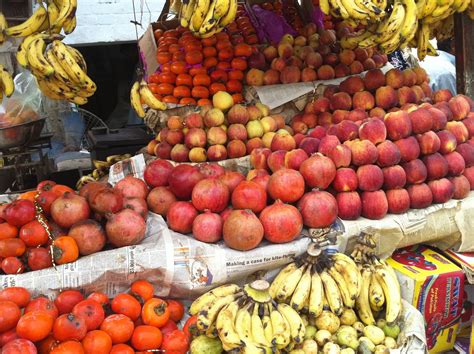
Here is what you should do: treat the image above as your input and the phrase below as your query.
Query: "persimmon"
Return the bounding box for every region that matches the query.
[110,343,134,354]
[234,43,253,57]
[87,292,109,306]
[52,236,79,265]
[197,98,212,106]
[111,293,141,321]
[53,313,87,341]
[158,72,176,84]
[153,29,163,41]
[153,93,163,101]
[54,290,84,314]
[27,247,52,271]
[161,62,172,72]
[232,93,245,103]
[210,83,227,95]
[185,50,203,65]
[25,296,59,319]
[176,73,193,87]
[100,314,134,344]
[228,69,244,81]
[210,69,228,83]
[157,83,175,96]
[82,330,113,354]
[163,29,179,38]
[1,257,24,274]
[16,310,54,342]
[246,34,259,44]
[226,79,243,94]
[216,61,231,71]
[148,83,159,94]
[216,40,232,51]
[167,299,185,322]
[193,74,211,87]
[50,340,85,354]
[161,329,189,354]
[179,97,197,105]
[0,238,26,257]
[218,48,234,62]
[202,35,217,47]
[231,34,245,45]
[2,338,37,354]
[37,335,57,354]
[203,56,218,68]
[231,57,248,71]
[191,86,210,99]
[19,220,48,247]
[170,61,187,75]
[0,300,21,332]
[173,86,191,99]
[131,325,162,351]
[156,52,172,65]
[157,44,169,53]
[184,42,202,53]
[50,184,74,197]
[18,190,36,202]
[163,96,179,104]
[142,298,170,328]
[160,319,178,336]
[0,287,30,307]
[216,32,229,41]
[183,315,198,340]
[203,46,217,58]
[131,280,154,301]
[0,223,18,240]
[172,51,185,62]
[189,66,207,76]
[72,299,105,331]
[168,43,181,54]
[162,37,178,46]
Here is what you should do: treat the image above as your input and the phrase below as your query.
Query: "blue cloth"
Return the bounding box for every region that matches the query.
[419,50,456,95]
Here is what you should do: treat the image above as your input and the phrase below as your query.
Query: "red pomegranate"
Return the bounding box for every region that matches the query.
[90,188,123,215]
[192,211,223,243]
[198,163,225,178]
[51,193,90,229]
[223,210,264,251]
[106,209,146,247]
[114,176,149,199]
[147,187,177,216]
[297,190,338,228]
[252,175,270,192]
[299,154,337,189]
[167,201,198,234]
[231,181,267,213]
[168,165,205,200]
[220,207,233,222]
[143,159,174,188]
[37,180,56,192]
[259,200,303,243]
[79,181,109,202]
[191,178,230,212]
[3,199,36,227]
[267,169,305,203]
[124,197,148,220]
[69,220,106,255]
[218,171,246,193]
[37,190,59,215]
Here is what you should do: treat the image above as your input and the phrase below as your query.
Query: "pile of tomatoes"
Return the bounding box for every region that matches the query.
[0,280,194,353]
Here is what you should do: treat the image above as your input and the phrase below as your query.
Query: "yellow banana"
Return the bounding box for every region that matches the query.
[320,270,343,316]
[356,267,376,325]
[275,264,306,301]
[0,66,14,97]
[369,272,385,312]
[50,40,88,85]
[47,1,60,32]
[374,264,402,324]
[341,30,373,50]
[199,0,217,34]
[262,310,273,346]
[277,303,305,344]
[235,303,253,341]
[63,15,77,34]
[341,0,371,20]
[180,0,197,27]
[417,22,430,60]
[251,304,272,347]
[139,79,167,110]
[27,38,55,77]
[5,5,48,37]
[190,0,210,32]
[45,48,75,86]
[269,304,291,349]
[52,0,77,33]
[421,0,438,17]
[319,0,331,14]
[219,0,237,26]
[216,302,242,351]
[189,283,240,315]
[0,14,7,44]
[290,266,312,311]
[309,269,324,318]
[375,0,405,44]
[327,266,354,308]
[269,262,298,299]
[400,0,418,45]
[197,293,241,331]
[67,46,87,72]
[333,259,361,301]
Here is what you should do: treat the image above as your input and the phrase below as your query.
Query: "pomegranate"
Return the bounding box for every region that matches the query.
[267,169,305,203]
[144,159,174,188]
[218,171,246,193]
[3,199,35,227]
[124,197,148,220]
[220,207,233,222]
[231,181,267,213]
[79,181,109,202]
[69,220,106,255]
[147,187,177,216]
[192,210,223,243]
[37,190,59,215]
[223,210,264,251]
[259,200,303,243]
[198,163,225,178]
[191,178,230,212]
[106,209,146,247]
[299,154,337,189]
[297,190,338,228]
[167,201,198,234]
[90,188,123,215]
[114,176,149,199]
[50,193,90,229]
[49,221,68,238]
[252,175,270,192]
[37,180,56,192]
[168,165,204,200]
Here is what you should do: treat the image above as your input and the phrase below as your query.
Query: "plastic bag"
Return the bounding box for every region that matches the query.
[0,71,42,128]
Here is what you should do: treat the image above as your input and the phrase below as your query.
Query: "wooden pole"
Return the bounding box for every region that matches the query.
[454,13,474,96]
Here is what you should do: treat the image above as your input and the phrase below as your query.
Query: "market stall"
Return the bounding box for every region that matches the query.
[1,0,474,352]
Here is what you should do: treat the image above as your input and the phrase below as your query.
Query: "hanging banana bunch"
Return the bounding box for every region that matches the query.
[179,0,238,37]
[0,65,14,103]
[130,77,167,118]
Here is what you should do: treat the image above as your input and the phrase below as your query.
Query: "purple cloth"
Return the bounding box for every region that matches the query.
[251,5,297,44]
[312,6,325,29]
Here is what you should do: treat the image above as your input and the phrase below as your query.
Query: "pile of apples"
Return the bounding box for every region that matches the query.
[146,92,296,162]
[245,24,388,86]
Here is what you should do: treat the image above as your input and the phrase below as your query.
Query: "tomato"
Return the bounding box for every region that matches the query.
[131,325,162,351]
[210,69,228,83]
[110,343,134,354]
[191,86,210,99]
[183,315,198,340]
[0,238,26,257]
[156,52,172,65]
[185,50,203,65]
[37,180,57,192]
[234,43,253,57]
[218,48,234,62]
[231,57,248,71]
[53,313,87,342]
[167,299,185,322]
[87,292,109,306]
[158,72,176,84]
[0,329,19,347]
[176,73,193,87]
[202,46,217,58]
[50,340,85,354]
[0,287,30,307]
[2,338,37,354]
[228,69,244,81]
[25,296,59,320]
[141,298,170,328]
[111,294,141,321]
[82,330,113,354]
[163,96,179,104]
[161,329,189,354]
[50,185,74,197]
[170,61,187,75]
[0,223,18,240]
[160,319,178,336]
[27,247,52,271]
[54,290,84,314]
[100,314,134,344]
[193,74,211,87]
[157,83,175,96]
[203,56,218,69]
[16,310,54,342]
[173,86,191,99]
[72,299,105,331]
[0,300,21,332]
[202,36,217,47]
[179,97,197,105]
[1,256,25,274]
[216,61,231,71]
[19,220,49,247]
[232,93,245,104]
[226,79,243,94]
[52,236,79,265]
[210,82,227,95]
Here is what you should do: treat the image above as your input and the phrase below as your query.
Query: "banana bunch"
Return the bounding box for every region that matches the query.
[319,0,386,22]
[179,0,238,38]
[189,280,307,352]
[4,0,77,38]
[0,65,14,103]
[76,154,132,189]
[130,79,167,118]
[16,37,95,104]
[0,14,7,45]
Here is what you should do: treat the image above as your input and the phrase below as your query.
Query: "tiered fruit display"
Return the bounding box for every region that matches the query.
[0,177,149,274]
[246,26,388,86]
[255,0,305,34]
[0,1,96,104]
[146,94,293,162]
[0,281,192,353]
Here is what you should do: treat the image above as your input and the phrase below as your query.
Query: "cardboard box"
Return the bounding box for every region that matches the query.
[387,245,464,353]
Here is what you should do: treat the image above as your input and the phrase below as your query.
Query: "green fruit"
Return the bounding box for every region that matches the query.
[340,308,358,326]
[315,329,332,347]
[336,330,359,350]
[382,323,400,339]
[384,336,397,349]
[190,335,223,354]
[305,325,317,339]
[376,318,386,329]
